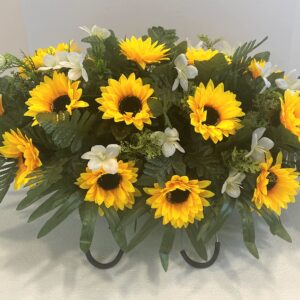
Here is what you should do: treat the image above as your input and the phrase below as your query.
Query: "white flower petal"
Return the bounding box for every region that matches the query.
[68,68,81,81]
[102,158,118,174]
[253,127,266,140]
[179,77,189,91]
[162,143,176,157]
[275,78,288,90]
[91,145,106,154]
[81,151,96,160]
[67,52,82,64]
[172,77,179,91]
[174,54,188,69]
[287,69,298,81]
[88,159,103,171]
[251,150,266,163]
[151,131,165,145]
[164,127,179,139]
[59,61,74,68]
[291,81,300,90]
[79,26,91,35]
[175,142,185,153]
[225,184,241,198]
[257,137,274,150]
[43,54,56,67]
[81,67,88,82]
[56,51,68,62]
[221,181,227,194]
[186,65,198,79]
[105,144,121,158]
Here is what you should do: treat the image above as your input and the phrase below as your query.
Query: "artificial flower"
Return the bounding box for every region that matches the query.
[221,170,246,198]
[186,47,218,65]
[25,71,89,125]
[172,54,198,91]
[96,73,154,130]
[144,175,214,228]
[79,25,111,39]
[188,80,245,143]
[248,59,272,93]
[81,144,121,174]
[119,36,169,69]
[76,160,139,210]
[253,152,300,215]
[151,127,185,157]
[245,127,274,162]
[38,51,68,71]
[0,129,42,190]
[59,52,88,82]
[280,89,300,140]
[276,69,300,91]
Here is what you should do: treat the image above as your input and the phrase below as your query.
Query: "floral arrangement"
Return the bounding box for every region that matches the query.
[0,26,300,271]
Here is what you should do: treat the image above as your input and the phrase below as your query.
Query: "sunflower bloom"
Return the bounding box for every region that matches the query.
[188,80,245,143]
[120,36,170,69]
[0,129,42,190]
[186,47,219,65]
[248,59,266,79]
[25,71,89,125]
[253,152,300,215]
[144,175,214,228]
[280,89,300,140]
[96,73,154,130]
[76,160,139,211]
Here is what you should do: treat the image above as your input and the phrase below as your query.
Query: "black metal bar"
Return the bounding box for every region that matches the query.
[85,249,124,269]
[180,241,221,268]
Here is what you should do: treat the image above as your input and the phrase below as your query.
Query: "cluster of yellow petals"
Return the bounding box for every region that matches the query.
[186,47,219,65]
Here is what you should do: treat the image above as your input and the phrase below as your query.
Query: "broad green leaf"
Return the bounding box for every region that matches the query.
[79,202,98,253]
[159,226,176,272]
[148,98,164,117]
[237,201,259,259]
[0,158,17,203]
[38,190,83,238]
[126,215,159,252]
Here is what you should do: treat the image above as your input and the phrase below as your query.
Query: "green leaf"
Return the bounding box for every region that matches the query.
[170,153,186,175]
[237,201,259,259]
[117,199,148,231]
[159,226,176,272]
[259,207,292,242]
[0,158,17,203]
[253,51,270,61]
[147,26,178,48]
[38,190,83,238]
[186,225,207,261]
[79,202,98,253]
[102,206,127,250]
[148,98,164,117]
[37,110,97,153]
[201,195,235,243]
[126,215,159,252]
[111,123,132,141]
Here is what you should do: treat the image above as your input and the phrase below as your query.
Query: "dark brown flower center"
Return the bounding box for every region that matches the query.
[119,96,142,116]
[52,95,70,112]
[266,172,277,190]
[97,173,121,190]
[204,106,220,125]
[167,189,190,204]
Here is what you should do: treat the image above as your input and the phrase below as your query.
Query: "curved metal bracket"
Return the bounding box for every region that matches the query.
[85,249,124,269]
[180,240,221,269]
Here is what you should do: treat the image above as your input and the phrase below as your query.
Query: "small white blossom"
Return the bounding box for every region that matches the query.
[275,69,300,91]
[39,51,68,71]
[79,25,111,39]
[172,54,198,91]
[59,52,88,82]
[257,62,272,93]
[81,144,121,174]
[245,127,274,163]
[221,170,246,198]
[0,55,6,68]
[152,127,185,158]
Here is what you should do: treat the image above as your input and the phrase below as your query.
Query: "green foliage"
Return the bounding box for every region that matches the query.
[197,34,222,49]
[159,226,176,271]
[147,26,179,48]
[37,110,97,153]
[0,158,17,203]
[186,224,208,260]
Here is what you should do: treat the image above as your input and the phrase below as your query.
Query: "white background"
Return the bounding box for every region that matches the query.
[1,0,300,299]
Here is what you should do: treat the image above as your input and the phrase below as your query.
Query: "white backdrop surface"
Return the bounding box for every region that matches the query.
[1,1,300,299]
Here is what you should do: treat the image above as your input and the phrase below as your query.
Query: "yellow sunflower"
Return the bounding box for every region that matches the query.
[280,89,300,140]
[0,129,42,190]
[253,152,299,215]
[186,47,219,65]
[96,73,154,130]
[25,71,89,125]
[76,160,139,210]
[144,175,214,228]
[119,36,170,69]
[248,59,266,79]
[188,80,245,143]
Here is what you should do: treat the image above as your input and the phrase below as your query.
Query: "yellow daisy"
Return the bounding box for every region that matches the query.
[0,129,42,190]
[25,71,89,126]
[96,73,154,130]
[188,80,245,143]
[248,59,266,79]
[76,160,139,211]
[186,47,219,65]
[280,89,300,140]
[119,36,170,69]
[144,175,214,228]
[253,152,300,215]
